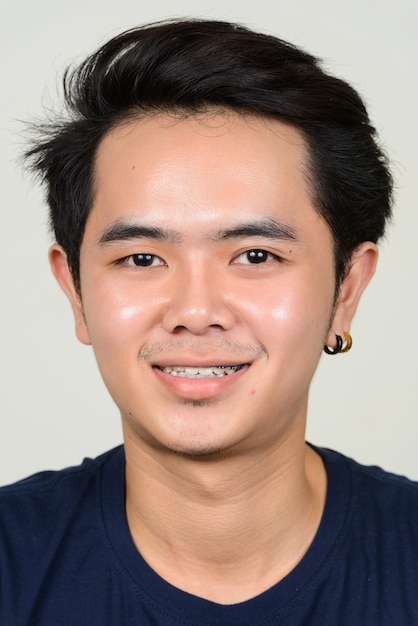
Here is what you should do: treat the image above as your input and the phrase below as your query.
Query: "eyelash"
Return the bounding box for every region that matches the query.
[117,248,281,268]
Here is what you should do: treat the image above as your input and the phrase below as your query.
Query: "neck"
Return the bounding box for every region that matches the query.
[123,428,327,604]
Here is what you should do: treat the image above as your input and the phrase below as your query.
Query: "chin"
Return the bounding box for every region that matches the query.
[124,408,242,459]
[165,442,226,459]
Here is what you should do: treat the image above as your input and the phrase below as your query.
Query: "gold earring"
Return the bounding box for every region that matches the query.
[324,332,352,355]
[341,331,352,353]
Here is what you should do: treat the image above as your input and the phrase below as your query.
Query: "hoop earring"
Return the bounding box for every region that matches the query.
[341,331,353,353]
[323,334,343,355]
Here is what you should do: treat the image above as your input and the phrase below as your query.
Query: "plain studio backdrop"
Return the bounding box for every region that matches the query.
[1,0,417,484]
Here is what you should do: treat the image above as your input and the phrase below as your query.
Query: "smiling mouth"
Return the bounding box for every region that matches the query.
[157,365,246,378]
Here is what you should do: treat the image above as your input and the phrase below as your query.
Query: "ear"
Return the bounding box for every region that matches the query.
[49,244,91,346]
[326,242,378,345]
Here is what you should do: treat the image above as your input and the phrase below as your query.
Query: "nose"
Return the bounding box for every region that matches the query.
[161,264,236,335]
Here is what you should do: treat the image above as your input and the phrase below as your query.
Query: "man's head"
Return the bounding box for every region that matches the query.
[49,111,375,457]
[26,19,391,456]
[26,19,392,293]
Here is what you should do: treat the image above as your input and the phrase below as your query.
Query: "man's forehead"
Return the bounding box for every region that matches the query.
[95,110,307,170]
[87,110,319,245]
[95,112,308,187]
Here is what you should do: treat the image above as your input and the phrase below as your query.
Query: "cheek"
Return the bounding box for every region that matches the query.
[239,280,314,325]
[81,284,151,354]
[268,293,295,323]
[240,276,333,351]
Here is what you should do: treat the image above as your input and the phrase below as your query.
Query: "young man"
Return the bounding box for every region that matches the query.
[1,19,417,625]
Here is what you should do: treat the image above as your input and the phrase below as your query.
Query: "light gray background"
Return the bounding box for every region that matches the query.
[1,0,417,484]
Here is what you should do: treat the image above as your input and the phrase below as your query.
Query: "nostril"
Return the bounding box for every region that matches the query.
[171,325,187,334]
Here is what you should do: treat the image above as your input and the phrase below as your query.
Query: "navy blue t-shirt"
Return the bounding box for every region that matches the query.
[1,445,418,625]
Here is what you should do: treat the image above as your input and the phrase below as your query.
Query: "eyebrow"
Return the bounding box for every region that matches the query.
[97,217,298,247]
[98,222,181,246]
[212,218,298,243]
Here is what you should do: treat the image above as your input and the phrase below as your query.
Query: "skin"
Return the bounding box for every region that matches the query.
[50,112,377,603]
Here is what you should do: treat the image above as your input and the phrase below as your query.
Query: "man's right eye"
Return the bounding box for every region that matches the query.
[122,254,164,267]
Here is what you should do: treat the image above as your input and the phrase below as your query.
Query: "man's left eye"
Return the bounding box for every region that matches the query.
[235,249,276,264]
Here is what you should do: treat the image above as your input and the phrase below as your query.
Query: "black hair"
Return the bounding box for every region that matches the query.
[25,19,393,291]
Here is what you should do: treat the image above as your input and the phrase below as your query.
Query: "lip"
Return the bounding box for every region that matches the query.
[153,363,249,400]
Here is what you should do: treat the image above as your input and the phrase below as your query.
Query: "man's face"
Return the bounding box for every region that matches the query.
[56,113,344,457]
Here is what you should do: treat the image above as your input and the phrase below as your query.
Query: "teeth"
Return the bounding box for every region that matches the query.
[159,365,244,378]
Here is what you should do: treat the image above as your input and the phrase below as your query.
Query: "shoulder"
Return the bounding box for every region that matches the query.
[0,446,125,572]
[318,446,418,536]
[340,449,418,499]
[0,445,123,491]
[0,446,124,528]
[0,447,125,623]
[312,448,418,621]
[318,445,418,493]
